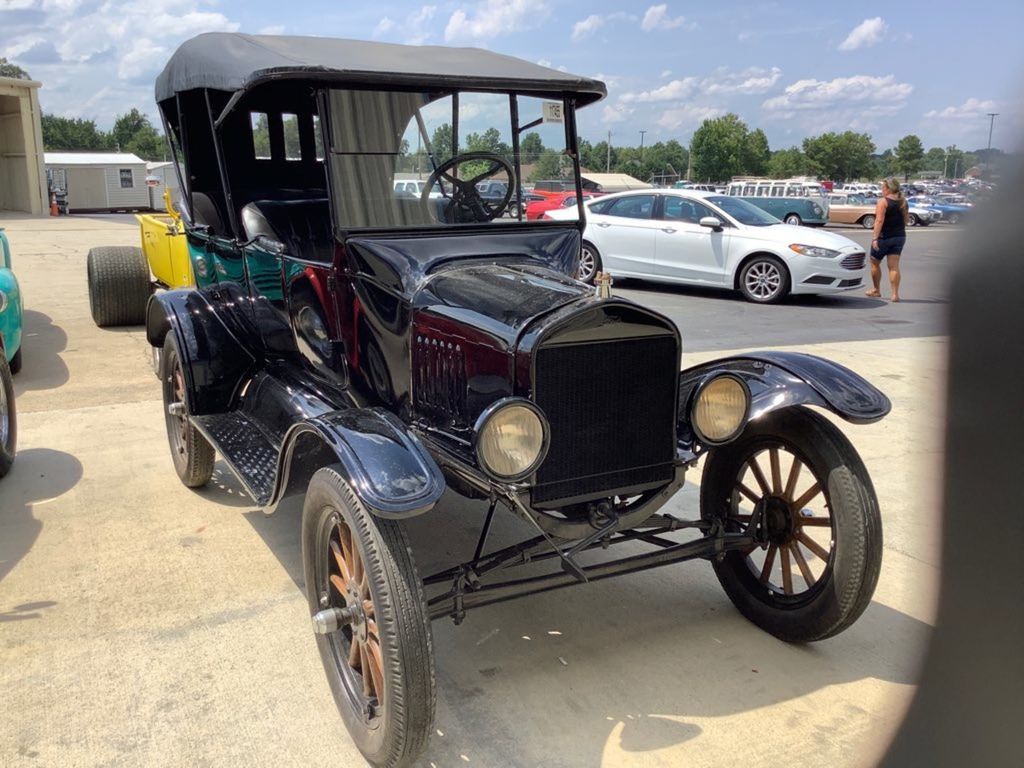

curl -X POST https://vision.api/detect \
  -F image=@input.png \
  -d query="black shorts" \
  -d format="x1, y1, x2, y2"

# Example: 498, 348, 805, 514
871, 236, 906, 260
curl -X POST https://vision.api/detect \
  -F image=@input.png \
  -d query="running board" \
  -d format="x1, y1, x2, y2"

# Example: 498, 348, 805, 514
191, 412, 280, 506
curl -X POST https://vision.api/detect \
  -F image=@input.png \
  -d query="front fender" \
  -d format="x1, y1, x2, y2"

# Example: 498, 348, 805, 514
271, 408, 445, 519
678, 351, 891, 443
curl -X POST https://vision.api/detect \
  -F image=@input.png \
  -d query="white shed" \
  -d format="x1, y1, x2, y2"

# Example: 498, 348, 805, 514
44, 152, 149, 213
145, 161, 182, 210
0, 76, 48, 215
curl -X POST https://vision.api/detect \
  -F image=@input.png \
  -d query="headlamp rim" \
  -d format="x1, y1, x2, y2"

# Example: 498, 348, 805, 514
691, 373, 751, 445
472, 397, 550, 482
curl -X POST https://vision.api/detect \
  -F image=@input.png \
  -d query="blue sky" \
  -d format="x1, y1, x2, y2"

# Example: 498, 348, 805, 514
3, 0, 1021, 153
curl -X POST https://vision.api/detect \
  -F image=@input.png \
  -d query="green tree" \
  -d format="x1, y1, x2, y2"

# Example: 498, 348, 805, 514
873, 149, 895, 179
743, 128, 770, 176
0, 57, 30, 79
922, 147, 947, 174
530, 150, 570, 180
893, 134, 925, 181
430, 123, 454, 165
802, 131, 875, 182
767, 147, 809, 178
41, 114, 111, 151
689, 113, 753, 182
639, 139, 688, 183
582, 140, 616, 173
519, 132, 544, 163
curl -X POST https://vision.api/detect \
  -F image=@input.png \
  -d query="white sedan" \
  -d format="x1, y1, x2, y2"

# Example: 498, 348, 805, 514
547, 190, 868, 303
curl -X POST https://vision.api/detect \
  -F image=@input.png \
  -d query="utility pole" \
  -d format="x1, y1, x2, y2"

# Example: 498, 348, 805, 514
986, 112, 999, 178
685, 141, 693, 181
638, 129, 647, 164
943, 148, 949, 180
606, 130, 611, 173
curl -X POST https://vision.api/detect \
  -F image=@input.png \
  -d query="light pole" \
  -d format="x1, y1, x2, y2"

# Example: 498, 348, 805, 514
638, 129, 647, 164
606, 131, 612, 172
986, 112, 999, 177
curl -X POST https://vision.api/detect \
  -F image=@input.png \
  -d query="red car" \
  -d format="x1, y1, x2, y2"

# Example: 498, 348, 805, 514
526, 191, 596, 220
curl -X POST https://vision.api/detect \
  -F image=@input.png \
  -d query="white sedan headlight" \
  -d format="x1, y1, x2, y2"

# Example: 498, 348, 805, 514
692, 375, 750, 444
474, 399, 549, 481
789, 243, 841, 258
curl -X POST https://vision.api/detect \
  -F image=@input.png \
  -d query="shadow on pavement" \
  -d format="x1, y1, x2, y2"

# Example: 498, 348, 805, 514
0, 449, 83, 600
13, 310, 69, 394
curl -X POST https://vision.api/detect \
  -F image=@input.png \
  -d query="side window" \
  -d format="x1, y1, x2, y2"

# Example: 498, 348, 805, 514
770, 184, 784, 196
282, 113, 301, 161
588, 198, 614, 214
119, 169, 134, 188
742, 184, 756, 196
251, 112, 271, 160
662, 197, 713, 224
606, 195, 655, 220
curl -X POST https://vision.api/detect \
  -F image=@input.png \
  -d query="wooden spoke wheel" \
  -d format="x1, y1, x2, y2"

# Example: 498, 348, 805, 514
700, 407, 882, 642
302, 467, 435, 768
159, 334, 214, 488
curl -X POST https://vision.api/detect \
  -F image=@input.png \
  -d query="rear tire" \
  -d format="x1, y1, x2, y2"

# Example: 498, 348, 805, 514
909, 213, 920, 227
860, 214, 875, 229
0, 351, 15, 479
87, 245, 150, 327
577, 241, 602, 284
9, 346, 22, 375
784, 213, 802, 226
160, 333, 214, 488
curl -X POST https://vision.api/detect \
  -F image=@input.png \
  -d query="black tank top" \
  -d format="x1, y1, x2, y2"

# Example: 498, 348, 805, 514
880, 197, 906, 238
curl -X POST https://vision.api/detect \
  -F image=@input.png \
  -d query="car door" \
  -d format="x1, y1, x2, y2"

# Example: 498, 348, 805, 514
586, 194, 660, 276
653, 195, 730, 285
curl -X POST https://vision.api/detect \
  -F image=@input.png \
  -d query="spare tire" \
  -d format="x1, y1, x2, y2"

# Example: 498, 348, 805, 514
87, 245, 150, 327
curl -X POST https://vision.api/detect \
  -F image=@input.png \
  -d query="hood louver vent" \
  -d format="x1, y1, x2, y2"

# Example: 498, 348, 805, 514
414, 335, 468, 426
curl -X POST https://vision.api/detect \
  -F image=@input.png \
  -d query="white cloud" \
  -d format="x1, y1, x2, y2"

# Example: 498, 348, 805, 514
444, 0, 549, 42
763, 74, 912, 113
602, 103, 633, 124
703, 66, 781, 95
373, 17, 395, 36
660, 69, 672, 79
572, 14, 605, 40
657, 105, 723, 131
258, 25, 286, 35
640, 4, 689, 32
925, 98, 998, 119
621, 78, 697, 103
838, 17, 887, 51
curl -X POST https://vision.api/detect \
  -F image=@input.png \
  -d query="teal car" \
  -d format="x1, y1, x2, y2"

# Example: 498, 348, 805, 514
0, 227, 20, 478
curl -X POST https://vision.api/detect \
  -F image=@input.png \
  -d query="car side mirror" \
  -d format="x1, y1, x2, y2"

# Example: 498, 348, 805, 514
699, 216, 723, 230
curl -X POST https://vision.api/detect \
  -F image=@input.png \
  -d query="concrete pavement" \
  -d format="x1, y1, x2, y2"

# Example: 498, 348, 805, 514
0, 213, 942, 768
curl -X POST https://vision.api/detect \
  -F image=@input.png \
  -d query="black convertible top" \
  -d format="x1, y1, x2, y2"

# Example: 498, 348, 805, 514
155, 33, 607, 106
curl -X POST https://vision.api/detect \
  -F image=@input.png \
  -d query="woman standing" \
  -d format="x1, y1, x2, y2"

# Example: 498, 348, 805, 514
866, 177, 908, 302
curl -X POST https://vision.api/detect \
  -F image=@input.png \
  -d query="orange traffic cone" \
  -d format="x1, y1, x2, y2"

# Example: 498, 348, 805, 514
50, 193, 58, 216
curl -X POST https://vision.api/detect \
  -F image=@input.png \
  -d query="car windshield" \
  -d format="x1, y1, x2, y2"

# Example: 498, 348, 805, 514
705, 195, 780, 226
325, 88, 574, 230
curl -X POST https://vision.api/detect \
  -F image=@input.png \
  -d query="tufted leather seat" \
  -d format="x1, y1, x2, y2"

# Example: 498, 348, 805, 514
241, 199, 335, 262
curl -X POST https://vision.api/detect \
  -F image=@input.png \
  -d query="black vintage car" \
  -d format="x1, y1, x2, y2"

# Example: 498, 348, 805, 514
148, 33, 890, 768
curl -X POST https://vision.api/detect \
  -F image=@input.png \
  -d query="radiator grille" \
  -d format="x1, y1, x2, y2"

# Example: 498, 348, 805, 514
532, 335, 678, 505
841, 252, 866, 270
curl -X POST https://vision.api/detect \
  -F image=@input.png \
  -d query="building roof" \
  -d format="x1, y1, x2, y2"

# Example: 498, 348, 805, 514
45, 152, 146, 166
155, 33, 606, 107
581, 173, 651, 191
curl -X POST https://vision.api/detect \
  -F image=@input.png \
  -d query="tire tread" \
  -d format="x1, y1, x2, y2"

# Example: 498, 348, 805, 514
87, 245, 150, 327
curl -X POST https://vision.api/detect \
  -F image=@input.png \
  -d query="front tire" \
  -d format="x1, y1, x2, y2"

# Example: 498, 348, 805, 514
577, 241, 602, 284
784, 213, 802, 226
738, 255, 789, 304
87, 245, 151, 327
908, 213, 921, 227
160, 334, 214, 487
302, 467, 435, 768
700, 407, 882, 642
0, 351, 15, 479
9, 346, 22, 375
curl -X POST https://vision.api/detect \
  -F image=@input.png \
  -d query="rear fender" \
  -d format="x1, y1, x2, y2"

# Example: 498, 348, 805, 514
146, 288, 257, 415
270, 408, 445, 519
678, 351, 891, 444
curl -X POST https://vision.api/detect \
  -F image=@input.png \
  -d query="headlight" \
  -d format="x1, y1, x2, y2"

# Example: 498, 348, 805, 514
692, 375, 750, 444
789, 243, 840, 258
474, 399, 549, 481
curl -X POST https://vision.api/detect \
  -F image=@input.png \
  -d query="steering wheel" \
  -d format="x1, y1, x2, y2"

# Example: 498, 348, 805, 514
421, 152, 515, 223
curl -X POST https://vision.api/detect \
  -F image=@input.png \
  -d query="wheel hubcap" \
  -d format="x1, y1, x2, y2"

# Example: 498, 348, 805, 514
730, 445, 834, 596
745, 263, 781, 299
579, 249, 596, 280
